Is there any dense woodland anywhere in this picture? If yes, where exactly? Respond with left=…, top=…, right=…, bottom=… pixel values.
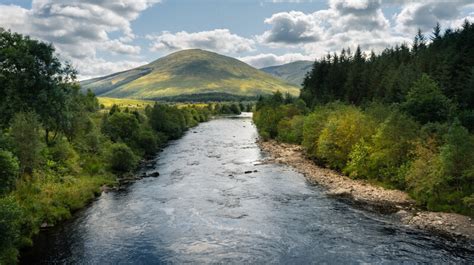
left=0, top=29, right=253, bottom=263
left=254, top=22, right=474, bottom=217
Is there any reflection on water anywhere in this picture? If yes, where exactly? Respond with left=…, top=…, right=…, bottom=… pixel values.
left=21, top=113, right=473, bottom=264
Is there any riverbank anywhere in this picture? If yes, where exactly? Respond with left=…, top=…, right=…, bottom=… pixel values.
left=258, top=139, right=474, bottom=241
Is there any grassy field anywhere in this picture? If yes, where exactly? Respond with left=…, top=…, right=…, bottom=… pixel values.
left=98, top=97, right=155, bottom=109
left=98, top=97, right=210, bottom=110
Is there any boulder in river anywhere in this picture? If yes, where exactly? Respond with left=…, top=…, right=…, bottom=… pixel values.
left=149, top=171, right=160, bottom=177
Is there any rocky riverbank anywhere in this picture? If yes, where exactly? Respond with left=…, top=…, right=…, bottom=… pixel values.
left=258, top=139, right=474, bottom=241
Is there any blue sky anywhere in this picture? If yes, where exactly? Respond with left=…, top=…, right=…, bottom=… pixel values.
left=1, top=0, right=473, bottom=79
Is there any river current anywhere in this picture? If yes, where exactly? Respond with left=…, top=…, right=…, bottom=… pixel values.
left=21, top=114, right=473, bottom=264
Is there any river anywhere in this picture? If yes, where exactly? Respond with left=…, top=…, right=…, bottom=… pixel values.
left=21, top=114, right=473, bottom=264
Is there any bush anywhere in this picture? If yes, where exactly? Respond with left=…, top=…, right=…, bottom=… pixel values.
left=253, top=105, right=286, bottom=139
left=107, top=143, right=138, bottom=173
left=301, top=106, right=333, bottom=159
left=148, top=104, right=186, bottom=139
left=406, top=122, right=474, bottom=216
left=316, top=106, right=376, bottom=170
left=47, top=139, right=80, bottom=174
left=136, top=128, right=158, bottom=156
left=0, top=196, right=23, bottom=264
left=345, top=110, right=419, bottom=187
left=277, top=115, right=304, bottom=144
left=0, top=150, right=19, bottom=194
left=102, top=112, right=139, bottom=144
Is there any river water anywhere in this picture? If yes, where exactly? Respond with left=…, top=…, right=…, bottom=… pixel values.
left=21, top=114, right=473, bottom=264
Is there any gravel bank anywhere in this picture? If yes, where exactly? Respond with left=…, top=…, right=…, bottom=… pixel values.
left=258, top=139, right=474, bottom=241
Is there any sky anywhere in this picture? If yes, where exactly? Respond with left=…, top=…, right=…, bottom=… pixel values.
left=0, top=0, right=473, bottom=80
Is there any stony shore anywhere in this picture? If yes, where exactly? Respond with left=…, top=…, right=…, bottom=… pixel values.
left=258, top=139, right=474, bottom=241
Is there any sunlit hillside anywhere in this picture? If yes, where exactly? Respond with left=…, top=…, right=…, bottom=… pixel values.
left=82, top=49, right=300, bottom=101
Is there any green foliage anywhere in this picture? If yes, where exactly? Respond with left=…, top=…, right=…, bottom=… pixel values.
left=301, top=106, right=333, bottom=159
left=0, top=150, right=19, bottom=195
left=107, top=143, right=139, bottom=173
left=346, top=110, right=419, bottom=188
left=402, top=74, right=453, bottom=123
left=47, top=139, right=80, bottom=175
left=148, top=104, right=186, bottom=139
left=10, top=112, right=43, bottom=174
left=102, top=112, right=140, bottom=144
left=277, top=115, right=304, bottom=144
left=136, top=128, right=159, bottom=156
left=253, top=106, right=286, bottom=139
left=316, top=106, right=375, bottom=170
left=0, top=196, right=23, bottom=264
left=0, top=29, right=78, bottom=142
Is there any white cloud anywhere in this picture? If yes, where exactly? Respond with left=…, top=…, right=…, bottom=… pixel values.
left=0, top=0, right=159, bottom=79
left=259, top=0, right=390, bottom=48
left=239, top=53, right=313, bottom=68
left=257, top=0, right=473, bottom=59
left=259, top=11, right=321, bottom=44
left=146, top=29, right=255, bottom=54
left=394, top=0, right=473, bottom=34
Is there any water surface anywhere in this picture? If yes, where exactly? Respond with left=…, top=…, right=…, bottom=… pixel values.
left=21, top=114, right=473, bottom=264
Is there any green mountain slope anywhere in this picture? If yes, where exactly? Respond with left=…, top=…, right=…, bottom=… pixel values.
left=81, top=49, right=300, bottom=100
left=261, top=61, right=313, bottom=86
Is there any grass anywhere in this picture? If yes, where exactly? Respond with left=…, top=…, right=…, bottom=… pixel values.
left=98, top=97, right=155, bottom=109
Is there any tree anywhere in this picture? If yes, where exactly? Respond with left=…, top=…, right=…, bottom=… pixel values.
left=431, top=22, right=442, bottom=40
left=0, top=29, right=77, bottom=143
left=403, top=74, right=453, bottom=124
left=10, top=112, right=43, bottom=174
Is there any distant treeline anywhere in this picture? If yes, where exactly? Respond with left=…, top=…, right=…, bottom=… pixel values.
left=254, top=22, right=474, bottom=218
left=0, top=29, right=213, bottom=263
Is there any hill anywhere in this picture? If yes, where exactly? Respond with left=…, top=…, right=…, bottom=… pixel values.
left=261, top=61, right=313, bottom=86
left=81, top=49, right=300, bottom=101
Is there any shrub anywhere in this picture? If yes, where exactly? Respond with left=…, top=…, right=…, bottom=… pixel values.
left=317, top=106, right=375, bottom=170
left=48, top=139, right=80, bottom=174
left=0, top=150, right=20, bottom=194
left=301, top=106, right=333, bottom=158
left=253, top=105, right=286, bottom=139
left=102, top=112, right=139, bottom=144
left=0, top=196, right=23, bottom=264
left=406, top=122, right=474, bottom=215
left=277, top=115, right=304, bottom=144
left=136, top=128, right=158, bottom=156
left=107, top=143, right=138, bottom=173
left=345, top=110, right=419, bottom=187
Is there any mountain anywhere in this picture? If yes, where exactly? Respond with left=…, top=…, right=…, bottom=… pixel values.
left=81, top=49, right=300, bottom=101
left=261, top=61, right=313, bottom=86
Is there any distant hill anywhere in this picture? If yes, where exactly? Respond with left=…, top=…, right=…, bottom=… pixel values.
left=261, top=61, right=313, bottom=86
left=81, top=49, right=300, bottom=101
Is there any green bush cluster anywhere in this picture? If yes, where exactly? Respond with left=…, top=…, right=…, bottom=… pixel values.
left=254, top=89, right=473, bottom=216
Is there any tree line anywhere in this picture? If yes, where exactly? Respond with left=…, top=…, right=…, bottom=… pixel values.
left=0, top=29, right=214, bottom=263
left=254, top=22, right=474, bottom=219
